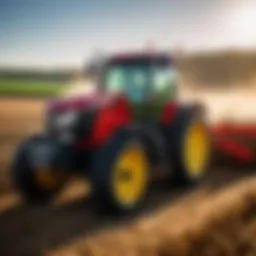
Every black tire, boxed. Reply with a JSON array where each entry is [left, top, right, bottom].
[[11, 135, 64, 204], [90, 129, 150, 213], [168, 105, 211, 185]]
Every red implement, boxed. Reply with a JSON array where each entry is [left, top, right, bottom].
[[212, 123, 256, 162]]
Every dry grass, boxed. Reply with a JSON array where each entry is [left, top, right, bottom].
[[178, 51, 256, 88]]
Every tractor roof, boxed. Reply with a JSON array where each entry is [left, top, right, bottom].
[[107, 52, 174, 65]]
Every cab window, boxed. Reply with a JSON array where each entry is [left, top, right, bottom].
[[104, 64, 149, 102]]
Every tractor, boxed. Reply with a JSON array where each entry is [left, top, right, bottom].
[[11, 52, 211, 213]]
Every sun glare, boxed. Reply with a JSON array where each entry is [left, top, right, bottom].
[[230, 5, 256, 47]]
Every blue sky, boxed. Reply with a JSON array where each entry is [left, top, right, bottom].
[[0, 0, 255, 68]]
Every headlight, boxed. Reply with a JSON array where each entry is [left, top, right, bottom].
[[46, 110, 78, 139], [48, 111, 78, 143], [55, 111, 77, 129]]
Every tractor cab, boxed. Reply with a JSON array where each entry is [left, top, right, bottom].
[[99, 53, 178, 121]]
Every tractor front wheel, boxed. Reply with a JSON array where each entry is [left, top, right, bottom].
[[11, 136, 69, 204]]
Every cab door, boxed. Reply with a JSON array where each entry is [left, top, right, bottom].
[[146, 64, 178, 122]]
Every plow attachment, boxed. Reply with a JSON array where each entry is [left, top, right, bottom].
[[211, 123, 256, 165]]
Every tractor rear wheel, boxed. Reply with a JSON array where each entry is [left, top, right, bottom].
[[170, 108, 211, 185], [90, 130, 150, 213]]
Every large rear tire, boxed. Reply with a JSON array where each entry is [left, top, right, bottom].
[[169, 106, 211, 185], [90, 130, 150, 213]]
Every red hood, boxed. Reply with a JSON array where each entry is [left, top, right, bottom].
[[48, 91, 116, 112]]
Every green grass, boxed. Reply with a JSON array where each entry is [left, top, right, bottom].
[[0, 78, 68, 97]]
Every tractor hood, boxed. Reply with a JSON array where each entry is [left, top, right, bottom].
[[48, 90, 116, 112]]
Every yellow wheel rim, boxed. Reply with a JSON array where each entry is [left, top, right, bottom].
[[34, 168, 70, 190], [183, 121, 210, 177], [112, 144, 148, 206]]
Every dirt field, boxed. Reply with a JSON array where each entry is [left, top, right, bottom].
[[0, 98, 44, 193], [0, 97, 255, 256]]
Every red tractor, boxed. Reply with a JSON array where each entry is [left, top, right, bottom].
[[11, 52, 211, 213]]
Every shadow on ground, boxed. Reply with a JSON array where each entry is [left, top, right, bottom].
[[0, 168, 254, 256]]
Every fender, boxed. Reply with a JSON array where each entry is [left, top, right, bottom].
[[161, 101, 205, 125], [84, 96, 131, 148]]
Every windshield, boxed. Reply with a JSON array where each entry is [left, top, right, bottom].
[[104, 63, 150, 102], [103, 60, 177, 102]]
